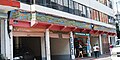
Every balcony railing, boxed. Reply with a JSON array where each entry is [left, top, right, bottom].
[[17, 0, 115, 24]]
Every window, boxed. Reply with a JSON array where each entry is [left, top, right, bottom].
[[63, 0, 69, 12], [78, 4, 83, 16], [116, 40, 120, 45], [90, 9, 94, 20], [46, 0, 51, 7], [19, 0, 33, 4], [94, 10, 97, 20], [73, 2, 79, 15], [96, 10, 100, 21], [82, 5, 87, 17], [87, 8, 91, 18], [51, 0, 58, 9], [57, 0, 64, 10], [35, 0, 45, 5], [68, 0, 73, 13]]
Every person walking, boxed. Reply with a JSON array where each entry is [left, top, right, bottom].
[[93, 44, 100, 58], [77, 43, 83, 58]]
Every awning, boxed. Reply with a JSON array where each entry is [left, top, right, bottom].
[[10, 19, 117, 35]]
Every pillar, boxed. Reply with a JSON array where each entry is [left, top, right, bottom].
[[1, 20, 6, 58], [70, 31, 75, 59], [108, 35, 111, 44], [87, 36, 92, 57], [45, 29, 51, 60], [9, 25, 13, 60], [41, 37, 46, 60], [99, 34, 103, 54]]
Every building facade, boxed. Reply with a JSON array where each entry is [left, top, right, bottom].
[[0, 0, 20, 60], [0, 0, 116, 60]]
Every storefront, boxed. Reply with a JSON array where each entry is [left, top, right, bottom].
[[49, 31, 70, 60], [9, 10, 117, 60], [74, 32, 91, 57], [12, 27, 45, 60]]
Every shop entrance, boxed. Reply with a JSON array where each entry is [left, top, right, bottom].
[[74, 32, 91, 58], [50, 38, 70, 60], [74, 36, 88, 58], [13, 37, 41, 60]]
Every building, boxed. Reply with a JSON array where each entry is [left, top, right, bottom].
[[0, 0, 116, 60], [115, 13, 120, 39], [0, 0, 20, 60]]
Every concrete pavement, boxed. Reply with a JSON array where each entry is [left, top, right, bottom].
[[75, 54, 112, 60]]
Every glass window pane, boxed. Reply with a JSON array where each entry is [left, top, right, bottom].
[[82, 6, 86, 17], [63, 0, 68, 7], [78, 4, 82, 16], [58, 0, 63, 5], [46, 0, 51, 7], [87, 8, 90, 18], [63, 0, 69, 12], [74, 2, 79, 15], [68, 0, 73, 13], [51, 0, 58, 9]]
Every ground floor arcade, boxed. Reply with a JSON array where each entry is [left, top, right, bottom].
[[1, 21, 116, 60], [0, 10, 117, 60]]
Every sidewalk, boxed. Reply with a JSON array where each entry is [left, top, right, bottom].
[[75, 54, 111, 60]]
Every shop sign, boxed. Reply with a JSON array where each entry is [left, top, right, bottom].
[[36, 13, 91, 29], [10, 10, 92, 29], [74, 32, 90, 36], [94, 25, 116, 33], [10, 10, 31, 20]]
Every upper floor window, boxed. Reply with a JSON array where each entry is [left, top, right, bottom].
[[18, 0, 33, 4], [35, 0, 45, 5], [33, 0, 110, 24], [73, 1, 79, 15], [96, 0, 113, 9]]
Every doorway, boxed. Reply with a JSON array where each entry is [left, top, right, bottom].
[[13, 37, 41, 60]]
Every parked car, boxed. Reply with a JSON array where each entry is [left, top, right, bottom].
[[111, 39, 120, 60]]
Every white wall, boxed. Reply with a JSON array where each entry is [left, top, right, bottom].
[[50, 38, 70, 55]]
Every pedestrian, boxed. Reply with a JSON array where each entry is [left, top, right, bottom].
[[77, 43, 83, 58], [93, 44, 100, 58], [109, 44, 113, 55]]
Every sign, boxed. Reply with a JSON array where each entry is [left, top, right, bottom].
[[36, 13, 91, 29], [94, 25, 116, 33], [74, 32, 90, 36]]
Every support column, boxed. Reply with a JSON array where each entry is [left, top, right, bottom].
[[45, 29, 51, 60], [9, 25, 13, 60], [41, 37, 46, 60], [87, 36, 92, 57], [1, 20, 5, 58], [99, 34, 103, 54], [108, 36, 111, 44], [5, 19, 10, 59], [115, 36, 118, 42], [70, 31, 75, 59]]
